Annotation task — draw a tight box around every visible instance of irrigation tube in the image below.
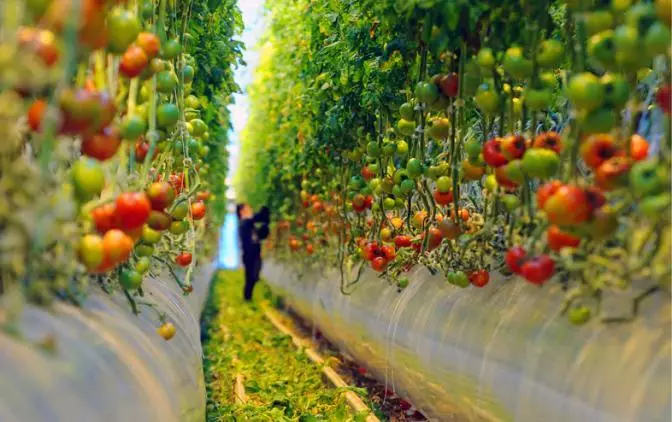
[263,261,671,422]
[0,264,215,422]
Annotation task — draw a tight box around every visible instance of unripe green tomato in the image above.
[537,39,564,68]
[464,138,482,158]
[568,306,591,325]
[406,158,424,179]
[522,148,561,179]
[142,226,162,244]
[638,193,671,218]
[398,278,409,289]
[502,46,533,79]
[396,140,409,157]
[436,176,452,193]
[524,88,553,111]
[566,73,605,111]
[382,142,397,157]
[414,81,439,104]
[502,194,521,211]
[397,119,416,136]
[171,202,189,220]
[400,179,415,194]
[135,257,151,274]
[579,108,616,134]
[399,102,415,120]
[476,48,496,71]
[135,244,154,257]
[475,82,500,115]
[484,174,498,192]
[169,220,190,235]
[395,197,406,208]
[120,269,143,290]
[368,163,379,174]
[369,178,381,191]
[366,141,381,158]
[601,73,629,108]
[393,169,409,185]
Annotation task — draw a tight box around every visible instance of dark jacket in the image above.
[239,207,270,263]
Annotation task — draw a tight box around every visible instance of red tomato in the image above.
[81,126,121,161]
[439,72,459,97]
[428,227,443,250]
[91,203,118,233]
[543,185,591,226]
[433,189,454,205]
[500,134,527,160]
[469,270,490,287]
[371,256,388,272]
[196,191,210,201]
[191,201,206,220]
[394,235,412,248]
[536,180,563,210]
[119,45,148,78]
[136,32,161,59]
[115,192,151,229]
[520,255,555,285]
[134,140,150,161]
[169,173,185,193]
[305,243,314,255]
[380,245,396,261]
[533,132,563,154]
[175,252,192,267]
[102,229,133,264]
[363,241,380,261]
[629,135,649,161]
[27,99,49,132]
[146,181,175,211]
[547,225,581,252]
[18,27,60,66]
[361,166,375,181]
[580,134,623,170]
[595,156,631,191]
[483,138,509,167]
[505,246,527,274]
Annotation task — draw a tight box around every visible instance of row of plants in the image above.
[202,270,367,421]
[237,0,671,325]
[0,0,242,340]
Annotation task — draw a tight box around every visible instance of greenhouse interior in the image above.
[0,0,670,420]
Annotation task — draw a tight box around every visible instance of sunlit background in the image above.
[218,0,266,269]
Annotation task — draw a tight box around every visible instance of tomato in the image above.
[427,227,443,250]
[161,39,181,59]
[141,226,162,244]
[536,180,563,210]
[394,235,412,248]
[120,115,146,140]
[483,138,508,167]
[461,160,485,181]
[629,135,649,161]
[381,245,396,261]
[119,45,148,78]
[136,32,160,59]
[645,21,671,57]
[78,234,104,270]
[588,30,617,69]
[533,132,562,154]
[595,156,631,190]
[445,271,468,287]
[629,159,669,197]
[525,88,552,111]
[430,185,453,204]
[18,27,60,66]
[544,185,592,226]
[437,220,460,240]
[106,8,141,54]
[428,117,451,141]
[133,140,150,162]
[383,197,396,210]
[135,257,151,274]
[182,65,195,83]
[102,229,133,264]
[169,172,185,193]
[146,181,176,211]
[135,243,154,257]
[115,192,151,229]
[503,46,533,79]
[157,103,179,128]
[396,140,409,157]
[147,210,172,231]
[566,72,605,111]
[196,191,210,202]
[81,126,121,161]
[580,134,623,170]
[495,165,520,188]
[475,82,500,114]
[157,322,176,340]
[91,203,118,233]
[502,194,521,211]
[191,201,206,220]
[579,108,616,135]
[547,225,581,252]
[505,246,527,274]
[71,157,104,201]
[120,269,143,290]
[399,102,415,120]
[27,99,49,132]
[397,278,409,289]
[520,255,555,285]
[175,252,193,267]
[522,148,560,179]
[156,70,178,93]
[655,84,671,114]
[568,306,591,325]
[396,119,415,136]
[432,176,451,193]
[601,73,630,108]
[371,256,388,272]
[406,158,424,179]
[476,48,496,70]
[639,192,672,218]
[537,39,564,68]
[439,72,459,97]
[305,243,314,255]
[469,270,490,287]
[380,227,392,243]
[415,81,439,104]
[500,134,527,161]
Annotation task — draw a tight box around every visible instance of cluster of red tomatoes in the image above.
[505,247,556,286]
[361,241,396,272]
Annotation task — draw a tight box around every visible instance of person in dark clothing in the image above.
[236,204,270,301]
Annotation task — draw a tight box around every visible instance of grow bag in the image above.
[0,263,215,422]
[263,261,671,422]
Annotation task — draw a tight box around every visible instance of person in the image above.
[237,203,270,301]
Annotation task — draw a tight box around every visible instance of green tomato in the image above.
[397,278,409,289]
[639,192,671,218]
[568,306,591,325]
[107,9,141,54]
[169,220,190,235]
[399,102,415,120]
[447,271,470,288]
[601,73,630,108]
[588,30,617,69]
[537,39,564,68]
[414,81,439,104]
[502,194,521,211]
[584,10,614,36]
[427,117,451,140]
[395,198,406,209]
[484,174,498,192]
[522,148,560,179]
[135,244,154,257]
[182,65,195,83]
[475,82,500,115]
[502,46,533,79]
[396,140,409,157]
[625,3,657,31]
[120,269,143,290]
[393,169,409,185]
[503,160,525,184]
[400,179,415,194]
[120,115,146,140]
[162,39,182,60]
[382,142,397,157]
[72,158,104,201]
[189,118,208,137]
[566,73,605,111]
[614,25,643,71]
[171,202,189,220]
[350,175,365,190]
[524,88,552,111]
[156,70,179,94]
[645,22,671,57]
[396,119,416,136]
[539,72,558,90]
[383,197,396,210]
[135,257,151,274]
[368,163,379,174]
[464,138,482,159]
[630,159,668,197]
[476,48,496,71]
[157,103,179,128]
[392,185,403,198]
[141,226,162,244]
[369,178,381,191]
[186,95,200,109]
[406,158,424,179]
[381,178,395,194]
[436,176,452,193]
[579,108,616,134]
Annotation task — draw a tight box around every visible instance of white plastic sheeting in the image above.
[263,261,671,422]
[0,264,215,422]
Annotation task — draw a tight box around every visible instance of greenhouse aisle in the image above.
[202,270,369,421]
